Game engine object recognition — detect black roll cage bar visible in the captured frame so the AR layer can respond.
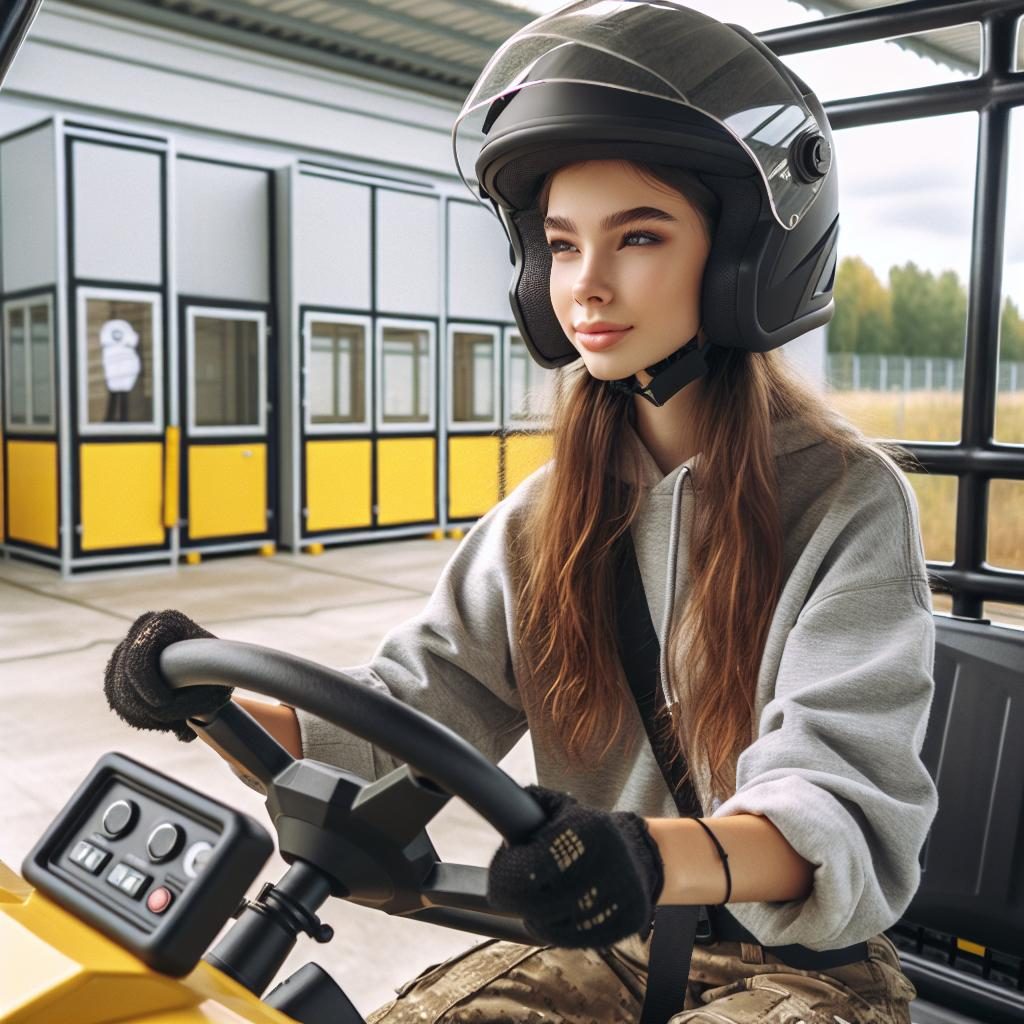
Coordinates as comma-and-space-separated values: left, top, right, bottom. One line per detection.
762, 0, 1024, 617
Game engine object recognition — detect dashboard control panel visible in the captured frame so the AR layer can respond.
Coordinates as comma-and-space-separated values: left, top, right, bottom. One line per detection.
23, 752, 273, 977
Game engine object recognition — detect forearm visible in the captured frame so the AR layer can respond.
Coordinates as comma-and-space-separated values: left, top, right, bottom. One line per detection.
195, 696, 303, 766
646, 813, 815, 905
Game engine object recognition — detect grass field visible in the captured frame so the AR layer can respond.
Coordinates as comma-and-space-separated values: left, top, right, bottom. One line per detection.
827, 390, 1024, 630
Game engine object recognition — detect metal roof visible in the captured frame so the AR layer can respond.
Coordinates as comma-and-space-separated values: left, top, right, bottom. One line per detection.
67, 0, 535, 100
791, 1, 983, 75
65, 0, 995, 102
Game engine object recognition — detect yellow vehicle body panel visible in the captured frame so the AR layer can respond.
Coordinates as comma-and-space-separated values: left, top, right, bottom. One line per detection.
7, 440, 58, 549
188, 445, 267, 540
0, 860, 291, 1024
448, 435, 500, 520
80, 444, 165, 551
503, 433, 552, 495
305, 439, 372, 531
376, 437, 435, 526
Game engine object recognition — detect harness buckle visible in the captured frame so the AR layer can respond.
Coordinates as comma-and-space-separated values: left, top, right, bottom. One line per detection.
694, 905, 716, 945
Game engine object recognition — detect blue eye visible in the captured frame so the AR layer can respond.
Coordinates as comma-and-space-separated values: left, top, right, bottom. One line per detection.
623, 231, 660, 246
546, 232, 659, 253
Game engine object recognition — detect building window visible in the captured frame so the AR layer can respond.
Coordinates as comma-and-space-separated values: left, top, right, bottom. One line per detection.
4, 296, 55, 431
379, 322, 434, 427
308, 318, 368, 427
506, 331, 554, 426
78, 289, 163, 433
451, 327, 498, 426
191, 313, 264, 430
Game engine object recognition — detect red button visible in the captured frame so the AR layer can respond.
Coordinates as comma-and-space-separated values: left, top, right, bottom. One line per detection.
146, 886, 173, 914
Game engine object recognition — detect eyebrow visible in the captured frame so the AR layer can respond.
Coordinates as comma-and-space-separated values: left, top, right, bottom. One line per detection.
543, 206, 678, 234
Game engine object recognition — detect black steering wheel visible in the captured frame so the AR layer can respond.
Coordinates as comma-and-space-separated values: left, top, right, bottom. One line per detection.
160, 638, 547, 957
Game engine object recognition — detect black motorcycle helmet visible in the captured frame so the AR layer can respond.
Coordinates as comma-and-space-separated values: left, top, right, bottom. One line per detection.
453, 0, 839, 406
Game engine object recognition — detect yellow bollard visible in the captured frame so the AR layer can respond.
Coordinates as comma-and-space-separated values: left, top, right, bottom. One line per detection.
259, 543, 276, 558
305, 543, 324, 556
428, 528, 445, 541
184, 552, 202, 566
448, 528, 465, 541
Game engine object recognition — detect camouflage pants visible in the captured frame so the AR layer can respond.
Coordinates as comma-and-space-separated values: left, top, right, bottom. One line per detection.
366, 932, 917, 1024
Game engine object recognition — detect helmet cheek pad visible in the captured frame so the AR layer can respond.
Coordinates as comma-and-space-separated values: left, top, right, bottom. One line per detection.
504, 205, 577, 368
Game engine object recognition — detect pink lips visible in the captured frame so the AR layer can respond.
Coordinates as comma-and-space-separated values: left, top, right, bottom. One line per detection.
574, 323, 632, 352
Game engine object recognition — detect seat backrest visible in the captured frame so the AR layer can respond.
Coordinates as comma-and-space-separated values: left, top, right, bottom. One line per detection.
907, 614, 1024, 957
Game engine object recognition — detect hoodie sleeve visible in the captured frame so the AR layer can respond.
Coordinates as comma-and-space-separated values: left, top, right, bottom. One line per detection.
292, 474, 538, 784
710, 459, 939, 950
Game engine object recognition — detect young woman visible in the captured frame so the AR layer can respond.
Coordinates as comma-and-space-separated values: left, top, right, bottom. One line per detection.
105, 3, 937, 1022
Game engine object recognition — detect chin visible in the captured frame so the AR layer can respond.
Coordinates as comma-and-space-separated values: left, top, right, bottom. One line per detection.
580, 356, 647, 382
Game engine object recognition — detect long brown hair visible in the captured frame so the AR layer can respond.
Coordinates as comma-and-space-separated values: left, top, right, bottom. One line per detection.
513, 161, 913, 805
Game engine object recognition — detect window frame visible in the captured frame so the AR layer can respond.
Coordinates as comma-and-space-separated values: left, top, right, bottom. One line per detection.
302, 311, 373, 435
76, 286, 164, 437
185, 305, 268, 438
503, 327, 555, 430
374, 317, 437, 434
447, 322, 501, 433
3, 292, 56, 434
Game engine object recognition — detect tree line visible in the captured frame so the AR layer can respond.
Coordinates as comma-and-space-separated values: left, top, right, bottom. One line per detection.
829, 256, 1024, 361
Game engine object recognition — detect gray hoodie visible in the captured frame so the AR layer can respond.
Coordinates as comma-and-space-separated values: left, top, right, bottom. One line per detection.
297, 415, 938, 952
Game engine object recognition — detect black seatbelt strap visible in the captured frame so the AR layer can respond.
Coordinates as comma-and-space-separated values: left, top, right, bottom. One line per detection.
613, 531, 702, 1024
612, 531, 871, 1004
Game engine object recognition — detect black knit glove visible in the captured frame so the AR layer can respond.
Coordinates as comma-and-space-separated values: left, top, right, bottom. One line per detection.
486, 785, 664, 948
103, 610, 232, 743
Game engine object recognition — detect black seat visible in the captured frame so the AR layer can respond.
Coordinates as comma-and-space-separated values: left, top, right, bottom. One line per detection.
897, 615, 1024, 1024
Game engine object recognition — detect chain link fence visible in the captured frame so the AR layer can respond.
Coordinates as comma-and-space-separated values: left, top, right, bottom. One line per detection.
826, 354, 1023, 392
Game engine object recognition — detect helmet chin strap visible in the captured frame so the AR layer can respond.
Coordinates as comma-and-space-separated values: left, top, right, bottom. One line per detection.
606, 333, 709, 407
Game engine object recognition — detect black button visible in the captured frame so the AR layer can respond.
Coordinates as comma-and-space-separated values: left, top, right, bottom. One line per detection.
102, 799, 137, 838
147, 822, 184, 863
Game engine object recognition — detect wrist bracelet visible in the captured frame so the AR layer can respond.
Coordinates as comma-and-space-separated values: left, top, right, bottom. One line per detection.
693, 817, 732, 905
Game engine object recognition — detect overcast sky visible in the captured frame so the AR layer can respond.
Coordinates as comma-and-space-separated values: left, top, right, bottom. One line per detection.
506, 0, 1024, 308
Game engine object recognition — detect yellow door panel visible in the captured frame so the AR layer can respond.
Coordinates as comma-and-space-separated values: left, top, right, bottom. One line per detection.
306, 440, 372, 531
188, 444, 267, 540
504, 433, 553, 495
8, 440, 58, 549
448, 435, 500, 520
81, 443, 165, 551
377, 437, 435, 525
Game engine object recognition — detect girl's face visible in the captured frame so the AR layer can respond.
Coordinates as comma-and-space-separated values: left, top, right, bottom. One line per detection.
545, 160, 712, 382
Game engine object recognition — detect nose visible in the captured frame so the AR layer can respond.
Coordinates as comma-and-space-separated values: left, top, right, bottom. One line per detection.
571, 252, 613, 307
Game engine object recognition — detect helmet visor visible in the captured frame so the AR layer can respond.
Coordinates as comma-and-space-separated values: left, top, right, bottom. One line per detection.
453, 0, 827, 229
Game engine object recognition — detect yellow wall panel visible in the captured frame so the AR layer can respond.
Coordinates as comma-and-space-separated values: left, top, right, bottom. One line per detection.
449, 435, 500, 520
8, 440, 58, 549
306, 440, 372, 531
504, 433, 553, 495
81, 443, 165, 550
377, 437, 435, 525
189, 444, 267, 539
